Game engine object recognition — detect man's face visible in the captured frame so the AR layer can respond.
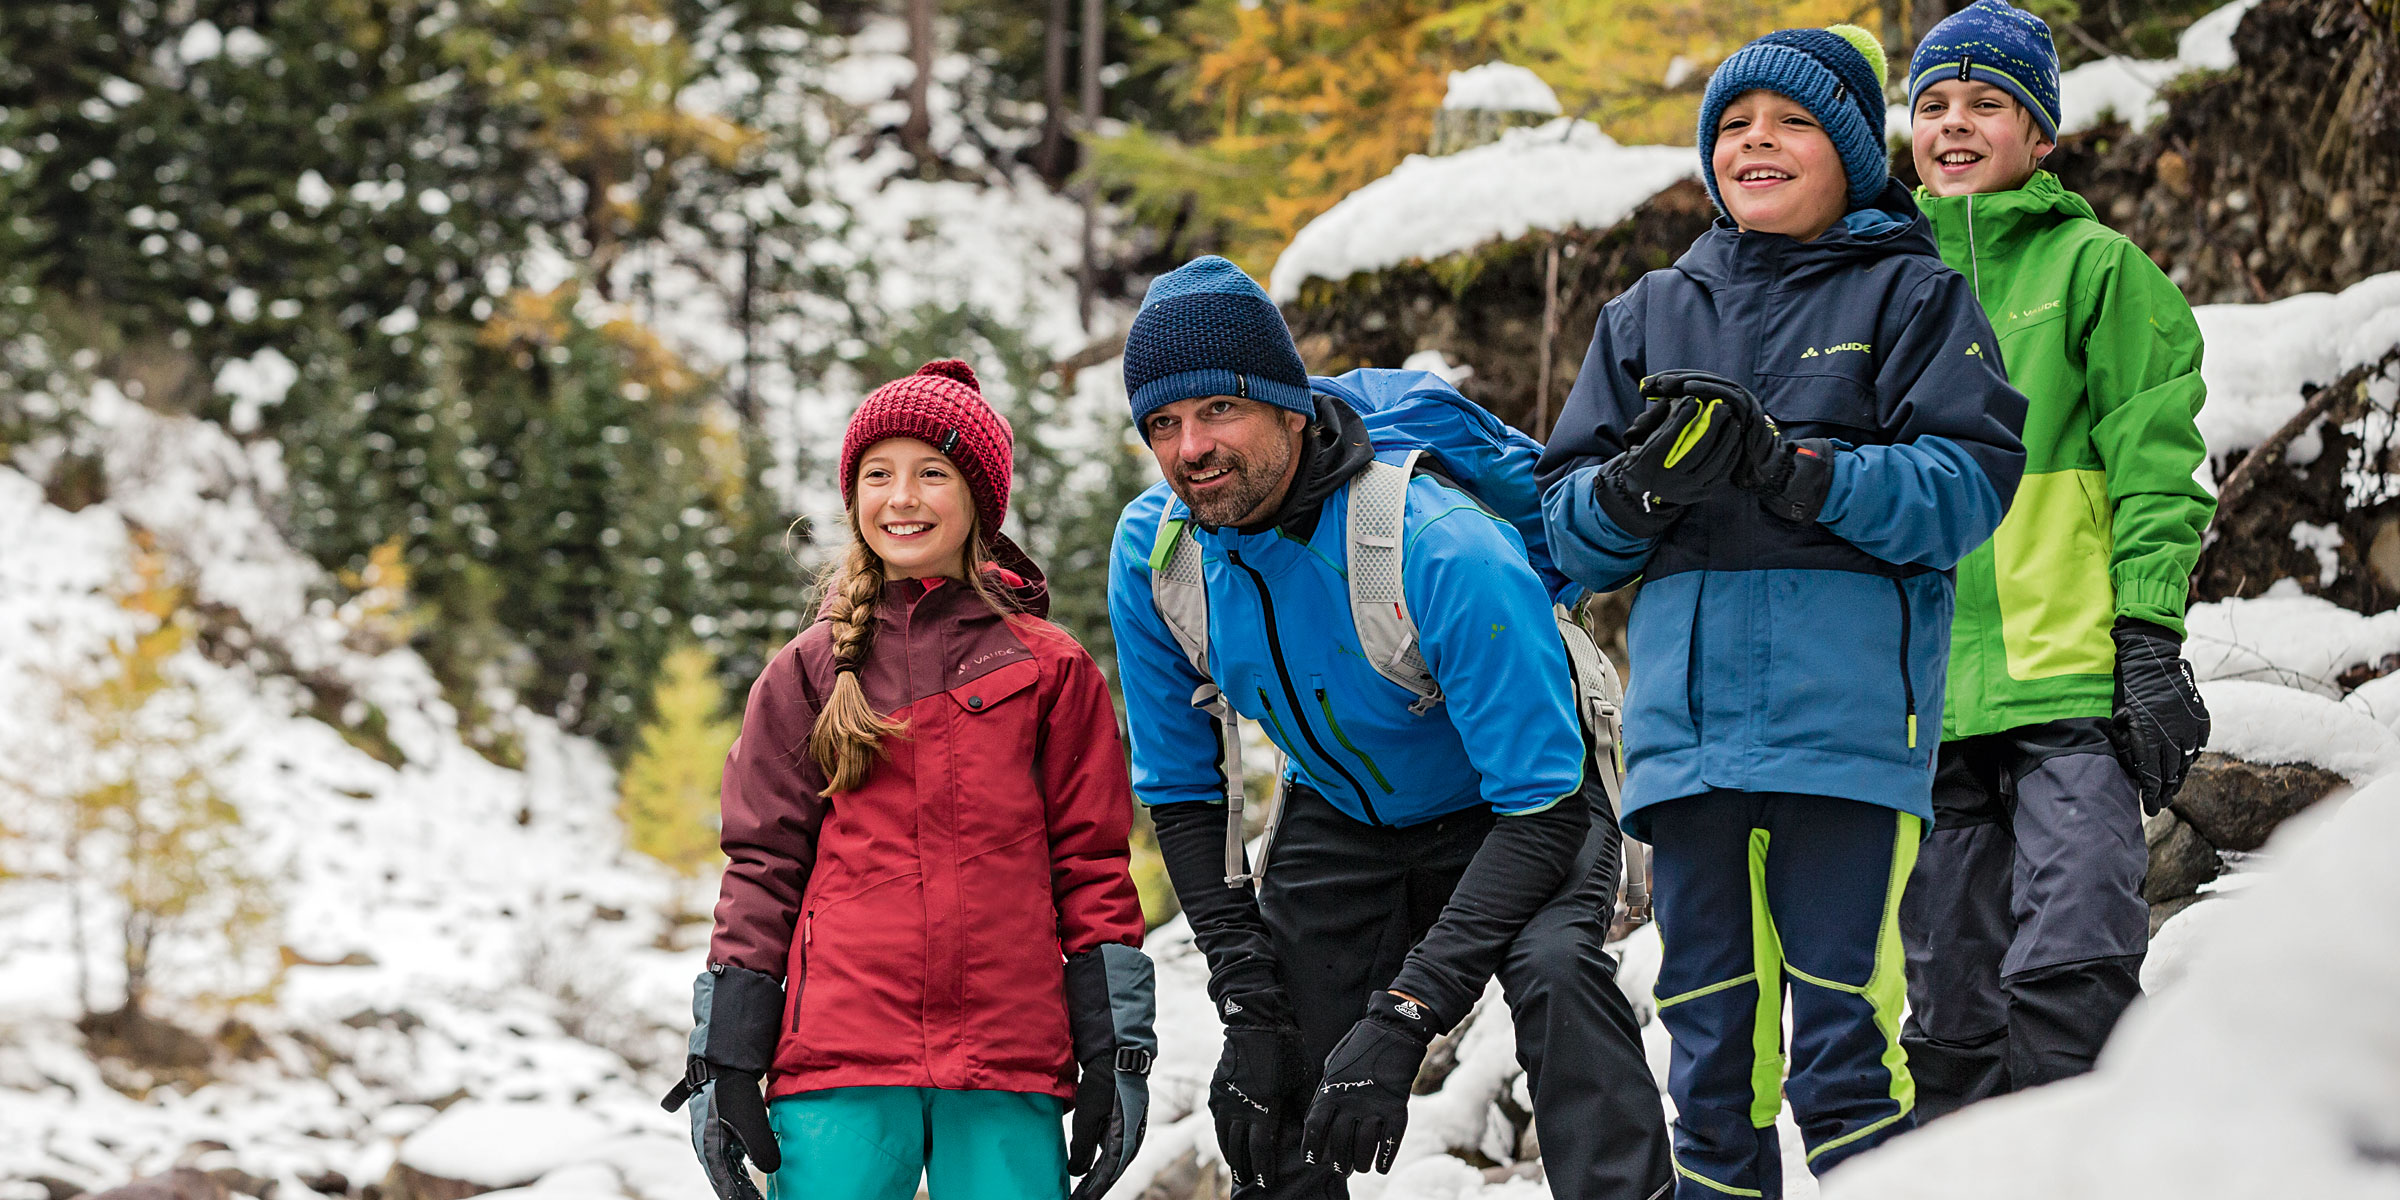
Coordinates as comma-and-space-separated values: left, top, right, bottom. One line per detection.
1911, 79, 2053, 198
1142, 396, 1306, 527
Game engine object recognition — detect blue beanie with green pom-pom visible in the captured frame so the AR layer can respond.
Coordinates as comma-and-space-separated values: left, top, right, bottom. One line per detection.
1698, 25, 1892, 214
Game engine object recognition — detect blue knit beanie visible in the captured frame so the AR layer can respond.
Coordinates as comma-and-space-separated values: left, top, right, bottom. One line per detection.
1698, 25, 1892, 214
1123, 255, 1313, 427
1908, 0, 2062, 142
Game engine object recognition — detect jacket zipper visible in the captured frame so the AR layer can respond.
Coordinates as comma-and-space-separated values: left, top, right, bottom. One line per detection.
1890, 579, 1919, 750
1316, 687, 1394, 793
1964, 198, 1983, 309
789, 909, 813, 1032
1228, 548, 1383, 824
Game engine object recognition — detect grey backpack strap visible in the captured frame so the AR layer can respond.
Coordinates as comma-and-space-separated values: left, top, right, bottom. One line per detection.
1555, 605, 1648, 925
1147, 514, 1257, 888
1346, 454, 1441, 714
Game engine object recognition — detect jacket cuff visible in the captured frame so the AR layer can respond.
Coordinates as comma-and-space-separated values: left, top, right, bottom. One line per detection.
692, 964, 784, 1074
2114, 574, 2190, 635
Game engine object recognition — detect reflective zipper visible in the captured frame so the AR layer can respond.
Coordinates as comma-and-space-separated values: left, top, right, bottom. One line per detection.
1317, 688, 1394, 793
790, 910, 813, 1032
1229, 548, 1383, 824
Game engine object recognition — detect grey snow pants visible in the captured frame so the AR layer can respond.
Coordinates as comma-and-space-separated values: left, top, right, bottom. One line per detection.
1898, 716, 2150, 1122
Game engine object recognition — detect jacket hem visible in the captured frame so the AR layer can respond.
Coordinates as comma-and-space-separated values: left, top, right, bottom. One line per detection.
1619, 748, 1935, 840
768, 1065, 1075, 1103
1940, 690, 2112, 742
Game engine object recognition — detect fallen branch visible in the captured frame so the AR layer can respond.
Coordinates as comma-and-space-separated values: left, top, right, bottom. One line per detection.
2212, 361, 2371, 521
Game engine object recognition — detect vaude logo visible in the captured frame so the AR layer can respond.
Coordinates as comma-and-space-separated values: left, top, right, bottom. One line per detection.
1394, 999, 1423, 1021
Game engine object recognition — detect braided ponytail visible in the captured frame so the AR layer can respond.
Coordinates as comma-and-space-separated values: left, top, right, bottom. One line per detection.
807, 524, 908, 794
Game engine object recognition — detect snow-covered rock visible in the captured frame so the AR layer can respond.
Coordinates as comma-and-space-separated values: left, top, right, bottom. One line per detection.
1824, 771, 2400, 1200
2191, 271, 2400, 460
2185, 591, 2400, 695
1442, 64, 1561, 115
2196, 680, 2400, 782
1267, 120, 1698, 303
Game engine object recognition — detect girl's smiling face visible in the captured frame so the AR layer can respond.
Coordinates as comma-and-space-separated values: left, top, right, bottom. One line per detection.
1712, 89, 1849, 242
854, 437, 974, 580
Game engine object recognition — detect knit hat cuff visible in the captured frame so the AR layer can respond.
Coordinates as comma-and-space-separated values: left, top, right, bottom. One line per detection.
1129, 368, 1315, 425
1908, 61, 2062, 140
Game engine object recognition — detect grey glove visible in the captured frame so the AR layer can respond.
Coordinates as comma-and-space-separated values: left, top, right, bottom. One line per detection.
1064, 944, 1158, 1200
662, 964, 784, 1200
2112, 618, 2211, 815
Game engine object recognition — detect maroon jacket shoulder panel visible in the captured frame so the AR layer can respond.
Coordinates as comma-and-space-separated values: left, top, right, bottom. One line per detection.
708, 627, 837, 976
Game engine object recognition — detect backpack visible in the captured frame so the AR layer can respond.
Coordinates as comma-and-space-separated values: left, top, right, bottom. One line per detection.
1143, 368, 1627, 888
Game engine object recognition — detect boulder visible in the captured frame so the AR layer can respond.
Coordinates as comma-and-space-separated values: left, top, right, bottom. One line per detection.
2142, 810, 2221, 903
2150, 892, 2207, 939
386, 1102, 614, 1200
2170, 752, 2347, 852
84, 1171, 227, 1200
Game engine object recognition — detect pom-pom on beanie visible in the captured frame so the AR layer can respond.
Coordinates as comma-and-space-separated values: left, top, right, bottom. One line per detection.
1122, 255, 1314, 428
839, 359, 1015, 533
1698, 24, 1893, 214
1908, 0, 2063, 142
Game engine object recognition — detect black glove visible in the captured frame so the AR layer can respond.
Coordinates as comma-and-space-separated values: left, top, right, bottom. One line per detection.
1644, 369, 1836, 523
2111, 618, 2210, 815
1064, 944, 1158, 1200
1211, 1017, 1308, 1189
1301, 990, 1440, 1175
662, 965, 785, 1200
1592, 379, 1756, 536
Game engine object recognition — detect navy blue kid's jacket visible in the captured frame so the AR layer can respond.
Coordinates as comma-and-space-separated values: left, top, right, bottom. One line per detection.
1537, 182, 2029, 838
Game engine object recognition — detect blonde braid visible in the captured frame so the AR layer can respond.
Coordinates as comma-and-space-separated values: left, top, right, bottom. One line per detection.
807, 524, 908, 794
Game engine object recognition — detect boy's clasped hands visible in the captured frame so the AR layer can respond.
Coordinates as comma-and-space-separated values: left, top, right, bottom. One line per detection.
1593, 371, 1838, 535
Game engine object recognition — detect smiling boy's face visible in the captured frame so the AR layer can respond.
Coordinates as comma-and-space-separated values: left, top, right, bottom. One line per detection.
1711, 90, 1849, 242
1912, 78, 2056, 197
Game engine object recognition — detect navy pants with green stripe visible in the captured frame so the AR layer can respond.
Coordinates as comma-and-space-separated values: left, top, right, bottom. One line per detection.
1649, 792, 1919, 1199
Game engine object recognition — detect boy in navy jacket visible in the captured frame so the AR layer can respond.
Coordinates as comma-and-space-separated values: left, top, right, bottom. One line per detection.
1536, 26, 2026, 1199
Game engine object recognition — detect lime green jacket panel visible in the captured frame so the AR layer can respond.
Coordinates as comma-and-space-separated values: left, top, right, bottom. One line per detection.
1921, 174, 2216, 740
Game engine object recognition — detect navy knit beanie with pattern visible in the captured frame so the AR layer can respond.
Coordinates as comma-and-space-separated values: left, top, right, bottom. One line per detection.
1908, 0, 2063, 143
1698, 24, 1892, 214
1123, 255, 1313, 428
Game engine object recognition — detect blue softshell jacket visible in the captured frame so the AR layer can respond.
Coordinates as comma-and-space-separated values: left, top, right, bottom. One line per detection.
1536, 183, 2029, 839
1110, 416, 1585, 827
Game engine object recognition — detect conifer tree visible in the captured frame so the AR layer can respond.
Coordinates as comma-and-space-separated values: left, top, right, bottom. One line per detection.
619, 643, 738, 928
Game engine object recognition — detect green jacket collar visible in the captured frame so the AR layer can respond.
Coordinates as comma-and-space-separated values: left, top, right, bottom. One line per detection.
1914, 171, 2096, 249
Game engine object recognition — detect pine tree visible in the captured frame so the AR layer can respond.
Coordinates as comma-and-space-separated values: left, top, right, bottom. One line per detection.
619, 643, 738, 926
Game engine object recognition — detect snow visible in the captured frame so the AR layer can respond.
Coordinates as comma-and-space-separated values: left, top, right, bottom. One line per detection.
398, 1101, 619, 1186
1442, 64, 1562, 115
2197, 681, 2400, 780
2185, 591, 2400, 696
2191, 272, 2400, 459
1823, 773, 2400, 1200
1267, 120, 1699, 302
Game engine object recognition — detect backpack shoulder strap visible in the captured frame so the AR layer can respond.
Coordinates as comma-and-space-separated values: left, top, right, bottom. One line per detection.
1346, 453, 1442, 714
1146, 513, 1256, 887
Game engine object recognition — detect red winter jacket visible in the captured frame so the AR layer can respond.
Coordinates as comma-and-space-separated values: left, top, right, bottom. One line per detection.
707, 563, 1144, 1101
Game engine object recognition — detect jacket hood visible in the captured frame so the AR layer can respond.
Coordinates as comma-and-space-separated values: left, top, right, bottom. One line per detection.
1675, 180, 1940, 288
1231, 391, 1377, 539
810, 529, 1051, 622
1914, 170, 2097, 246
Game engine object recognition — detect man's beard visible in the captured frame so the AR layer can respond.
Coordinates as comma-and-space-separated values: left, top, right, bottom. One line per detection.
1169, 440, 1293, 528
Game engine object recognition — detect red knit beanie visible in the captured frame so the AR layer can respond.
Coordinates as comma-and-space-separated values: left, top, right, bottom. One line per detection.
839, 360, 1015, 533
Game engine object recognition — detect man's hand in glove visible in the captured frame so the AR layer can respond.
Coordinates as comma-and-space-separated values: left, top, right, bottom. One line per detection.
1642, 369, 1837, 524
1301, 990, 1440, 1175
661, 965, 784, 1200
2111, 617, 2211, 815
1211, 1018, 1308, 1189
1591, 374, 1757, 538
1064, 944, 1158, 1200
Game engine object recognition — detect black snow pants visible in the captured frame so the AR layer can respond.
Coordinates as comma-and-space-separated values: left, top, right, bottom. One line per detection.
1248, 782, 1673, 1200
1898, 717, 2149, 1122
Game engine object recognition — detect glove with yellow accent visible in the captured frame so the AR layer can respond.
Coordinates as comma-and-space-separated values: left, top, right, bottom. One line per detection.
1644, 369, 1836, 524
1592, 373, 1757, 537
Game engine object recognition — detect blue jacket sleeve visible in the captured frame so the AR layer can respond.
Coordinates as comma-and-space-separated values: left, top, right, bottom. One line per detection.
1816, 269, 2029, 569
1107, 486, 1228, 809
1536, 284, 1665, 593
1403, 488, 1587, 816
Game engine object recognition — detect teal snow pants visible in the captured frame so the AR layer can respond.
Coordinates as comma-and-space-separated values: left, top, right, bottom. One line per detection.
765, 1087, 1068, 1200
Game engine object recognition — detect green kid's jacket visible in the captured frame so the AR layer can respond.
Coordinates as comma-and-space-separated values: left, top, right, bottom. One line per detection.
1919, 171, 2215, 741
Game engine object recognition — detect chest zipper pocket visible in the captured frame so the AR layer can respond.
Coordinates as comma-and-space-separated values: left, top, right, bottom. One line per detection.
1891, 578, 1919, 751
1315, 688, 1394, 794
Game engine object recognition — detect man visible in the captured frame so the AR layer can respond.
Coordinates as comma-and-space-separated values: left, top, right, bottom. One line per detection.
1900, 0, 2214, 1120
1107, 254, 1673, 1200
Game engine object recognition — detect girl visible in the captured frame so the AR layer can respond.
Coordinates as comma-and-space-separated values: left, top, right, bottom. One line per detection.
663, 360, 1154, 1200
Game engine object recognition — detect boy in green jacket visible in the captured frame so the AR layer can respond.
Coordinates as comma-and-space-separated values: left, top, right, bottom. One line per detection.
1899, 0, 2215, 1121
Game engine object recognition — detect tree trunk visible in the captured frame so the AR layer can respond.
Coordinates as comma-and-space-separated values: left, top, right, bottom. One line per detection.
1076, 0, 1103, 330
901, 0, 937, 170
1036, 0, 1072, 183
